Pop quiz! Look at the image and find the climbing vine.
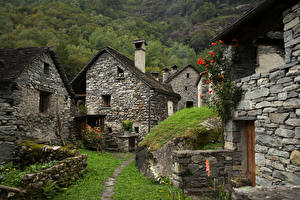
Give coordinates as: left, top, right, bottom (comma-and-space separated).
198, 39, 242, 122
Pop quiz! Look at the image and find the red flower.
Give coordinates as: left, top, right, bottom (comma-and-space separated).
216, 102, 220, 105
210, 60, 214, 63
209, 52, 215, 56
205, 70, 208, 74
219, 40, 224, 44
200, 94, 204, 98
232, 38, 238, 42
220, 74, 224, 78
198, 58, 205, 65
211, 42, 216, 46
209, 90, 212, 93
206, 64, 209, 67
206, 80, 211, 84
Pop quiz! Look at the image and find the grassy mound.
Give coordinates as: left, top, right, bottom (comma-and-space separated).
140, 107, 217, 151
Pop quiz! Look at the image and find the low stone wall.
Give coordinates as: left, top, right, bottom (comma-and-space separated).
21, 154, 87, 197
232, 185, 300, 200
171, 150, 241, 195
15, 140, 78, 168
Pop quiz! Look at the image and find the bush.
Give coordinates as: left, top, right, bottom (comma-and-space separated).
122, 120, 133, 132
81, 125, 104, 151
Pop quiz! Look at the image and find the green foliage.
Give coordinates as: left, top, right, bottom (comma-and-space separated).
0, 0, 256, 80
52, 149, 121, 200
122, 120, 133, 132
43, 180, 59, 199
140, 107, 216, 151
197, 41, 242, 122
0, 161, 58, 187
113, 161, 192, 200
78, 104, 87, 115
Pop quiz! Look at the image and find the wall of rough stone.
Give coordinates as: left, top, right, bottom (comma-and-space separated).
224, 3, 300, 186
171, 150, 241, 195
168, 67, 199, 110
86, 52, 179, 150
0, 53, 73, 163
14, 53, 73, 144
225, 64, 300, 186
20, 154, 87, 199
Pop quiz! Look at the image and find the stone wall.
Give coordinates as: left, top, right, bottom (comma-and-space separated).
20, 154, 87, 199
0, 53, 73, 163
86, 52, 179, 150
171, 150, 241, 195
224, 3, 300, 186
168, 67, 199, 109
225, 65, 300, 186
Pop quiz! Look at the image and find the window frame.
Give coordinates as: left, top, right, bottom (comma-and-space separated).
39, 91, 51, 113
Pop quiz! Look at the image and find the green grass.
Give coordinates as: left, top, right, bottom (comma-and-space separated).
52, 149, 121, 200
202, 142, 223, 150
140, 107, 216, 151
113, 161, 192, 200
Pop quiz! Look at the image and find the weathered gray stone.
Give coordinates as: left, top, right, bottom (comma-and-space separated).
263, 107, 277, 113
256, 153, 266, 167
237, 100, 254, 110
284, 17, 300, 31
286, 65, 300, 76
283, 99, 300, 110
245, 88, 270, 100
284, 84, 299, 92
256, 101, 271, 109
285, 118, 300, 126
275, 128, 295, 138
270, 84, 284, 94
277, 77, 293, 84
295, 127, 300, 139
268, 148, 289, 158
256, 134, 282, 147
269, 113, 289, 124
282, 138, 300, 145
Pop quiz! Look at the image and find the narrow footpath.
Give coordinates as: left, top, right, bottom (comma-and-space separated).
101, 157, 135, 200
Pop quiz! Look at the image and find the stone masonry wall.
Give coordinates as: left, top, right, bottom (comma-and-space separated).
0, 53, 73, 163
86, 52, 153, 145
168, 67, 199, 110
225, 65, 300, 186
224, 3, 300, 186
171, 150, 241, 195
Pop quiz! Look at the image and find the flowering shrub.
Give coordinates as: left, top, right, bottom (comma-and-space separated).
81, 125, 104, 151
198, 39, 242, 122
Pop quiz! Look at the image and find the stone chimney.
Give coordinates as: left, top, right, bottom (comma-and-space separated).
163, 68, 169, 82
133, 39, 147, 73
171, 65, 178, 74
151, 71, 159, 81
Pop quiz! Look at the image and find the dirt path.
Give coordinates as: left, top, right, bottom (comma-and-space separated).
100, 156, 135, 200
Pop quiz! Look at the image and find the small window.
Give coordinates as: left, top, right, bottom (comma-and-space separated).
39, 92, 51, 113
117, 67, 124, 78
134, 127, 139, 133
186, 73, 190, 78
44, 63, 50, 75
102, 95, 111, 107
184, 86, 188, 91
186, 101, 193, 108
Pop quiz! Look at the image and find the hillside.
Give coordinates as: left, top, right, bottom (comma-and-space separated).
0, 0, 260, 79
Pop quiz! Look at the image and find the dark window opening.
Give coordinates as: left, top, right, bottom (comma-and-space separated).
117, 67, 124, 78
186, 101, 193, 108
44, 63, 50, 75
102, 95, 111, 107
134, 127, 139, 133
87, 118, 102, 128
108, 127, 112, 133
184, 86, 188, 91
39, 92, 51, 113
186, 73, 190, 78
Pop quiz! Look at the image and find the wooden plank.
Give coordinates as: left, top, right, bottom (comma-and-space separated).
246, 122, 256, 186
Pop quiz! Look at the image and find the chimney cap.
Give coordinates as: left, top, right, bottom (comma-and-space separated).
163, 68, 169, 72
133, 39, 147, 45
171, 65, 178, 69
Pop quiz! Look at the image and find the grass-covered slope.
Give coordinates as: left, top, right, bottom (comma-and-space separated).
140, 107, 216, 151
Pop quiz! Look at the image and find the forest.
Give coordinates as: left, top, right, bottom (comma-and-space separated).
0, 0, 258, 79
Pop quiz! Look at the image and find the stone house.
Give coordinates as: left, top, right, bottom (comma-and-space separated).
0, 47, 74, 163
71, 40, 180, 151
213, 0, 300, 186
164, 65, 200, 109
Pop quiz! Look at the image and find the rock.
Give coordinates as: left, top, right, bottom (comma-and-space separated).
275, 128, 294, 138
268, 148, 289, 158
285, 118, 300, 126
255, 153, 266, 167
269, 113, 289, 124
245, 88, 270, 100
290, 150, 300, 165
283, 98, 300, 109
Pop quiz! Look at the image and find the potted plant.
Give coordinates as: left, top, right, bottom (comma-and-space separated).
122, 120, 133, 136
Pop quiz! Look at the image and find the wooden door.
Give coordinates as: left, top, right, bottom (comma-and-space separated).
246, 122, 256, 186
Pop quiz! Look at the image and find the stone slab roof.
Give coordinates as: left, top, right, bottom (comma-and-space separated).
72, 46, 180, 98
0, 47, 74, 98
165, 64, 200, 83
213, 0, 299, 43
